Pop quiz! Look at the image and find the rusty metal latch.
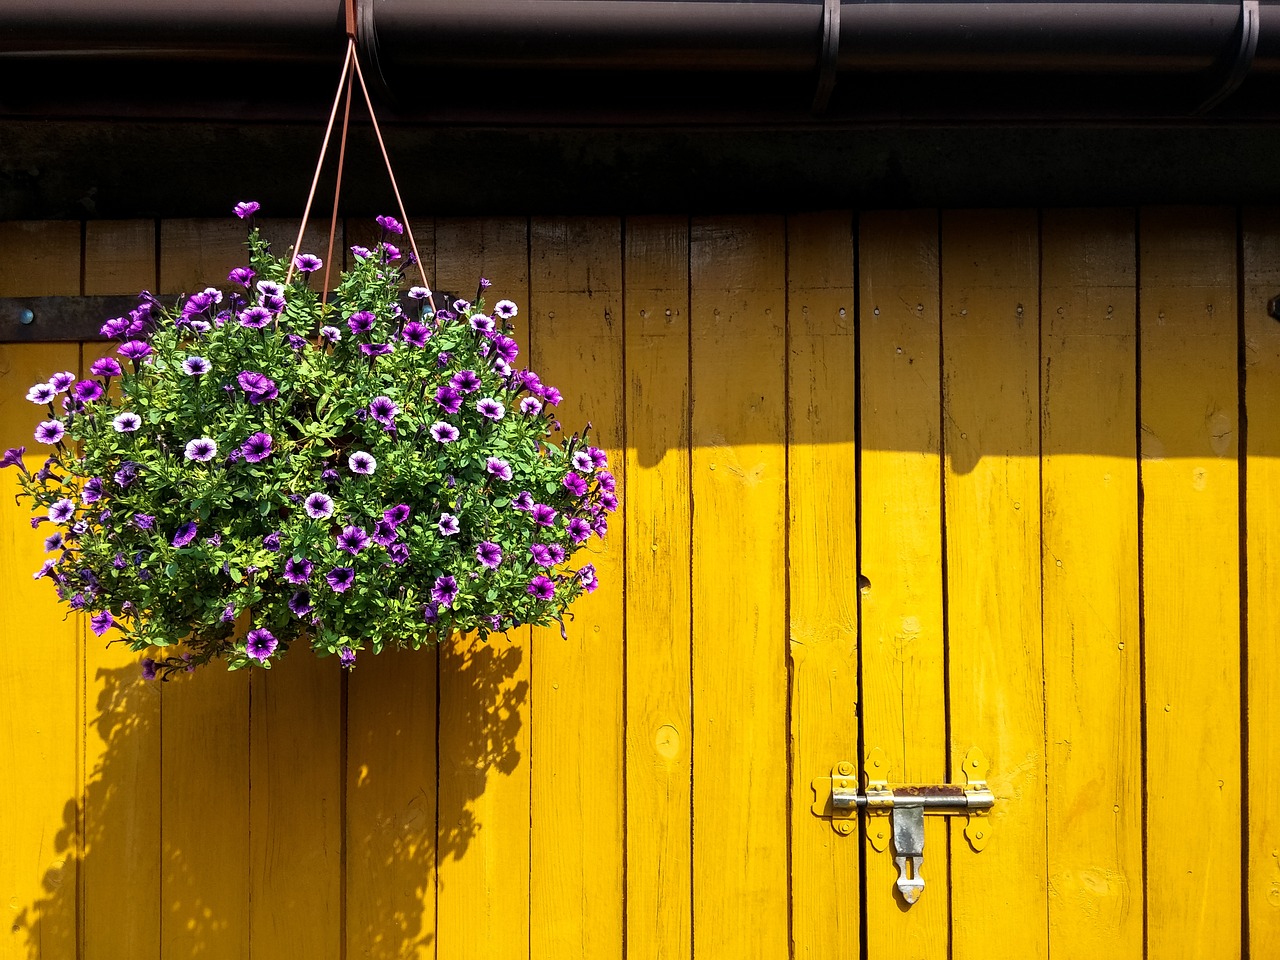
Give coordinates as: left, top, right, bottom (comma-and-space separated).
810, 747, 995, 905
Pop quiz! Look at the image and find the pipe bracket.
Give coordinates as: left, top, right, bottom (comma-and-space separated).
1195, 0, 1259, 114
811, 0, 841, 115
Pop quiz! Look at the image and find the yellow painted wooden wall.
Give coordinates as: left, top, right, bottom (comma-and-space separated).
1, 209, 1276, 959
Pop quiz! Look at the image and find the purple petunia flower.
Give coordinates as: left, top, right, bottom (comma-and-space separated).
141, 658, 157, 681
577, 564, 599, 593
220, 604, 237, 623
263, 532, 281, 552
350, 244, 372, 260
431, 575, 459, 608
372, 520, 398, 547
384, 504, 411, 529
183, 356, 210, 376
113, 462, 139, 489
486, 457, 512, 481
185, 437, 218, 462
89, 609, 115, 636
47, 371, 75, 392
348, 451, 376, 476
470, 313, 495, 334
241, 432, 274, 463
234, 200, 261, 219
26, 382, 56, 405
44, 531, 64, 552
495, 299, 519, 320
542, 386, 563, 406
33, 558, 57, 580
48, 498, 75, 524
237, 371, 278, 404
35, 420, 65, 445
512, 491, 534, 512
476, 398, 505, 421
452, 299, 471, 314
172, 521, 198, 548
600, 491, 619, 513
530, 543, 556, 568
369, 396, 398, 427
567, 517, 592, 543
588, 447, 610, 469
423, 602, 440, 623
493, 335, 519, 363
475, 541, 503, 570
547, 543, 566, 565
437, 514, 460, 537
382, 243, 401, 262
90, 358, 123, 380
450, 369, 481, 393
228, 266, 255, 286
326, 566, 355, 593
376, 214, 404, 234
132, 513, 155, 530
430, 422, 459, 444
304, 492, 334, 519
239, 306, 272, 329
294, 253, 323, 273
520, 396, 543, 416
563, 471, 589, 497
572, 450, 594, 472
337, 526, 370, 555
339, 646, 356, 668
284, 557, 314, 584
408, 286, 431, 300
118, 340, 152, 361
347, 311, 376, 335
402, 321, 430, 347
288, 591, 314, 617
531, 504, 558, 527
189, 319, 211, 334
598, 470, 617, 493
101, 316, 129, 339
81, 477, 103, 504
388, 542, 410, 565
246, 627, 278, 661
360, 343, 394, 358
113, 412, 141, 433
434, 386, 463, 414
593, 514, 609, 537
0, 446, 27, 472
319, 325, 342, 343
287, 334, 307, 351
527, 575, 556, 602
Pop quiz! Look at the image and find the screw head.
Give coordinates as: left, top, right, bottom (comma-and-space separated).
18, 308, 34, 325
835, 821, 853, 836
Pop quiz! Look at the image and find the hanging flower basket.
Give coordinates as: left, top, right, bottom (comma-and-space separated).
3, 207, 615, 676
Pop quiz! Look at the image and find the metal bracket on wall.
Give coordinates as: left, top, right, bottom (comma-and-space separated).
810, 746, 995, 905
0, 297, 132, 343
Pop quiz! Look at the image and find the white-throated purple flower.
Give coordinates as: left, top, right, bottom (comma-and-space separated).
49, 371, 76, 392
470, 313, 495, 334
435, 386, 462, 414
431, 575, 459, 608
27, 382, 57, 404
320, 325, 342, 343
527, 575, 555, 602
360, 343, 394, 358
90, 357, 123, 379
437, 514, 460, 537
90, 610, 115, 636
171, 521, 198, 548
183, 356, 210, 376
476, 398, 505, 421
577, 564, 599, 593
288, 590, 314, 618
337, 526, 370, 555
35, 420, 65, 445
189, 319, 211, 334
347, 311, 375, 335
572, 450, 594, 472
348, 451, 376, 475
369, 396, 398, 427
304, 492, 334, 519
246, 627, 278, 661
402, 321, 430, 347
118, 340, 152, 361
33, 558, 57, 580
326, 566, 355, 593
256, 279, 283, 298
112, 412, 141, 433
239, 306, 272, 329
408, 286, 431, 300
294, 253, 322, 273
185, 437, 218, 462
234, 200, 260, 220
475, 541, 503, 570
228, 266, 255, 286
450, 369, 481, 394
563, 471, 588, 497
240, 432, 273, 463
531, 504, 558, 527
519, 396, 543, 416
350, 244, 372, 260
430, 422, 459, 444
512, 491, 534, 512
284, 557, 313, 584
452, 299, 471, 314
48, 499, 75, 524
486, 457, 512, 481
376, 214, 404, 234
495, 299, 519, 320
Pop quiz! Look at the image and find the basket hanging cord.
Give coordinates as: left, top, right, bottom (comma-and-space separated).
319, 50, 356, 306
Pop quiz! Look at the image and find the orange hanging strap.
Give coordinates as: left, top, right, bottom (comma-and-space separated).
320, 60, 355, 306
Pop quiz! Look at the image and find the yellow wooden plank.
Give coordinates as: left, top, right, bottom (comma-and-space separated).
346, 648, 438, 960
1242, 205, 1280, 952
623, 216, 692, 960
1040, 208, 1142, 958
528, 216, 625, 960
786, 211, 861, 959
858, 209, 947, 956
0, 341, 83, 960
1140, 206, 1241, 955
158, 220, 250, 960
82, 219, 162, 960
941, 209, 1046, 959
0, 220, 81, 295
690, 216, 789, 956
433, 217, 532, 960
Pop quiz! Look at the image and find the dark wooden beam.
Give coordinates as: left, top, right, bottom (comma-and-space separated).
0, 296, 130, 343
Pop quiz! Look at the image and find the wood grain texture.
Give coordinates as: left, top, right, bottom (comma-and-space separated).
1140, 207, 1241, 956
787, 211, 861, 959
528, 216, 626, 960
0, 220, 80, 297
690, 216, 789, 957
82, 219, 162, 960
858, 209, 948, 956
941, 209, 1047, 960
1040, 209, 1142, 959
434, 217, 531, 960
623, 216, 692, 960
1242, 206, 1280, 953
158, 219, 248, 295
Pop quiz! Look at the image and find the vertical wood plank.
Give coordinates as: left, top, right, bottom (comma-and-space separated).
0, 220, 83, 960
1140, 206, 1241, 956
623, 216, 692, 960
433, 217, 532, 960
941, 209, 1046, 960
1242, 205, 1280, 953
82, 219, 162, 960
1040, 209, 1143, 959
158, 219, 251, 960
787, 211, 861, 959
528, 216, 625, 960
690, 216, 789, 957
859, 209, 948, 955
249, 657, 343, 959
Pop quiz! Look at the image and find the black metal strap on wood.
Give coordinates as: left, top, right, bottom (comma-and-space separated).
1195, 0, 1260, 115
811, 0, 841, 116
0, 296, 129, 343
